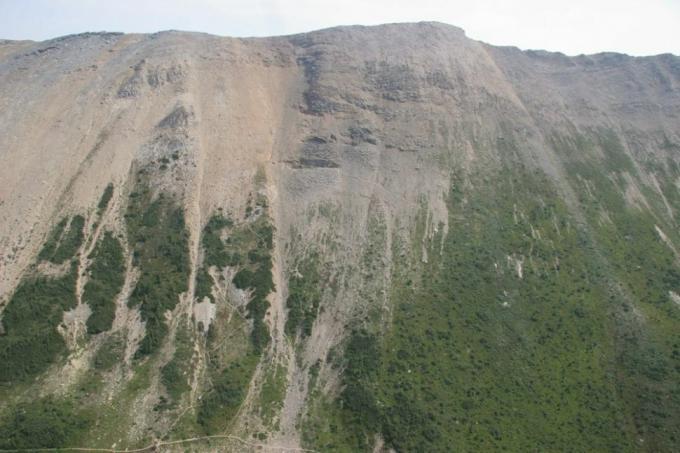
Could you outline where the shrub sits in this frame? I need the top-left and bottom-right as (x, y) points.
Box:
(0, 264), (77, 383)
(0, 397), (90, 449)
(126, 184), (190, 357)
(197, 354), (258, 433)
(84, 231), (125, 334)
(97, 183), (114, 213)
(340, 330), (381, 432)
(51, 215), (85, 264)
(160, 324), (193, 404)
(93, 333), (125, 371)
(38, 218), (67, 261)
(195, 267), (213, 302)
(212, 213), (275, 353)
(285, 253), (322, 338)
(38, 215), (85, 264)
(202, 214), (234, 268)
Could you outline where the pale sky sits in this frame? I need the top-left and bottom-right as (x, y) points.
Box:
(1, 0), (679, 56)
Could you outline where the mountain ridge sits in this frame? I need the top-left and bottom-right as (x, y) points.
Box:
(2, 21), (678, 58)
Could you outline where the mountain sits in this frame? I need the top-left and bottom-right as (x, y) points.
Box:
(0, 22), (679, 451)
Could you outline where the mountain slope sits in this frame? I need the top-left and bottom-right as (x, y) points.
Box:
(0, 22), (678, 451)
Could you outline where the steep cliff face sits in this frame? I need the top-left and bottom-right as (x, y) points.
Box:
(0, 23), (678, 451)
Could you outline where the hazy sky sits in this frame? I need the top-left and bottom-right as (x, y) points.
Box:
(1, 0), (679, 56)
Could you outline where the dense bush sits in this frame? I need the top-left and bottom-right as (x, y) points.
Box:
(125, 185), (190, 357)
(306, 157), (675, 451)
(364, 167), (630, 451)
(37, 217), (67, 261)
(225, 215), (275, 353)
(83, 231), (125, 334)
(202, 214), (235, 268)
(232, 268), (255, 290)
(197, 354), (258, 433)
(160, 324), (193, 404)
(340, 331), (381, 432)
(285, 253), (322, 338)
(38, 215), (85, 264)
(195, 214), (238, 304)
(0, 264), (77, 382)
(97, 183), (114, 213)
(194, 267), (214, 302)
(0, 397), (90, 449)
(93, 333), (125, 371)
(556, 132), (680, 450)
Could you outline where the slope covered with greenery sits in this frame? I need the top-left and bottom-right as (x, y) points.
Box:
(0, 396), (91, 449)
(38, 215), (85, 264)
(83, 231), (126, 334)
(125, 182), (190, 357)
(0, 264), (78, 383)
(1, 213), (84, 385)
(304, 144), (680, 451)
(195, 204), (277, 433)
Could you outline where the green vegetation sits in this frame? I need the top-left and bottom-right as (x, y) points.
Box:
(306, 163), (644, 451)
(0, 263), (78, 383)
(554, 130), (680, 451)
(125, 183), (190, 357)
(195, 267), (213, 303)
(337, 330), (382, 449)
(37, 218), (66, 261)
(304, 131), (680, 452)
(230, 213), (275, 353)
(97, 183), (114, 213)
(302, 330), (382, 451)
(197, 354), (259, 433)
(202, 214), (236, 268)
(195, 213), (236, 303)
(195, 206), (275, 433)
(68, 358), (157, 450)
(160, 322), (194, 404)
(6, 127), (674, 450)
(38, 215), (85, 264)
(195, 306), (255, 436)
(259, 363), (287, 426)
(0, 396), (91, 449)
(200, 207), (274, 353)
(83, 231), (126, 334)
(93, 332), (125, 371)
(285, 252), (323, 338)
